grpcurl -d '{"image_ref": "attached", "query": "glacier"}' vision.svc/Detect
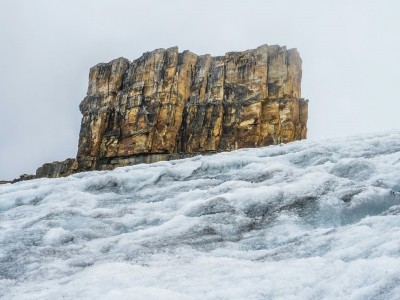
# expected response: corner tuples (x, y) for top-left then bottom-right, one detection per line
(1, 131), (400, 299)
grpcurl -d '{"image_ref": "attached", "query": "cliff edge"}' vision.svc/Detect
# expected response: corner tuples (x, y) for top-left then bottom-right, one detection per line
(27, 44), (308, 180)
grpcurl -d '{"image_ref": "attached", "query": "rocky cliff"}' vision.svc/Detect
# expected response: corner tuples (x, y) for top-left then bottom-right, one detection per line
(33, 44), (308, 179)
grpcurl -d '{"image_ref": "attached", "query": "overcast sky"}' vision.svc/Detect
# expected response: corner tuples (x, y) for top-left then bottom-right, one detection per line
(0, 0), (399, 180)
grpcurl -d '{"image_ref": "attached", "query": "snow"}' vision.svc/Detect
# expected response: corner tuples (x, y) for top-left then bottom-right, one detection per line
(1, 131), (400, 299)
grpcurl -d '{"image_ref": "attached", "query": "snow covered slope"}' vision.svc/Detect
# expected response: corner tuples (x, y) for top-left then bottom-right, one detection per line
(1, 131), (400, 299)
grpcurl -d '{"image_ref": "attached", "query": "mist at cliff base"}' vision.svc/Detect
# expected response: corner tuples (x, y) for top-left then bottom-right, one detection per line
(1, 131), (400, 299)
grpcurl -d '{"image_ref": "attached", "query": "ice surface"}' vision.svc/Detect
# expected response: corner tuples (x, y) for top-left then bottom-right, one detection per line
(1, 131), (400, 299)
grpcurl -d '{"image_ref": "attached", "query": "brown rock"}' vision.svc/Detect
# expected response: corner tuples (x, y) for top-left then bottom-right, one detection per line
(35, 158), (78, 179)
(8, 44), (308, 182)
(76, 44), (308, 172)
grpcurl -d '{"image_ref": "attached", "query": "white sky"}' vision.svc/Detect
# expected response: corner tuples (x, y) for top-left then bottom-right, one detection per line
(0, 0), (399, 180)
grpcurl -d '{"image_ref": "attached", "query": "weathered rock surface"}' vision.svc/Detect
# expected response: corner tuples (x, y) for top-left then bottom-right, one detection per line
(12, 44), (308, 181)
(35, 158), (78, 179)
(76, 44), (308, 173)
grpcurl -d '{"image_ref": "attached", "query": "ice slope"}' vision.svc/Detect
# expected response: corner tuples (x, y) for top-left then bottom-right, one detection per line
(1, 131), (400, 299)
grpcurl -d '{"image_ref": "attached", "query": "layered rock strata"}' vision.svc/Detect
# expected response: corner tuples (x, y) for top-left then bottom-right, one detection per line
(75, 44), (308, 173)
(22, 44), (308, 181)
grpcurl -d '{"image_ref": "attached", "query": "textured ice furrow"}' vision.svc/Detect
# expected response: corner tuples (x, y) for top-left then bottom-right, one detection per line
(1, 131), (400, 299)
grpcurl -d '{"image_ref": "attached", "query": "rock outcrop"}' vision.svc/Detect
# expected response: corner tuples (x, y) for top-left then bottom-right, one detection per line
(75, 44), (308, 173)
(35, 158), (78, 179)
(14, 44), (308, 181)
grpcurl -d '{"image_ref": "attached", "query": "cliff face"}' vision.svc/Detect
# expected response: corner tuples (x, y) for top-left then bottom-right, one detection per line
(76, 44), (307, 172)
(34, 44), (308, 179)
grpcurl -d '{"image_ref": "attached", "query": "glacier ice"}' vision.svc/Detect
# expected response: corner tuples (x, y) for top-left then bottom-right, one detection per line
(1, 131), (400, 299)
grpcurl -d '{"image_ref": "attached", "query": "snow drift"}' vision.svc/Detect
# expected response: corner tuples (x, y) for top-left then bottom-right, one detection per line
(1, 131), (400, 299)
